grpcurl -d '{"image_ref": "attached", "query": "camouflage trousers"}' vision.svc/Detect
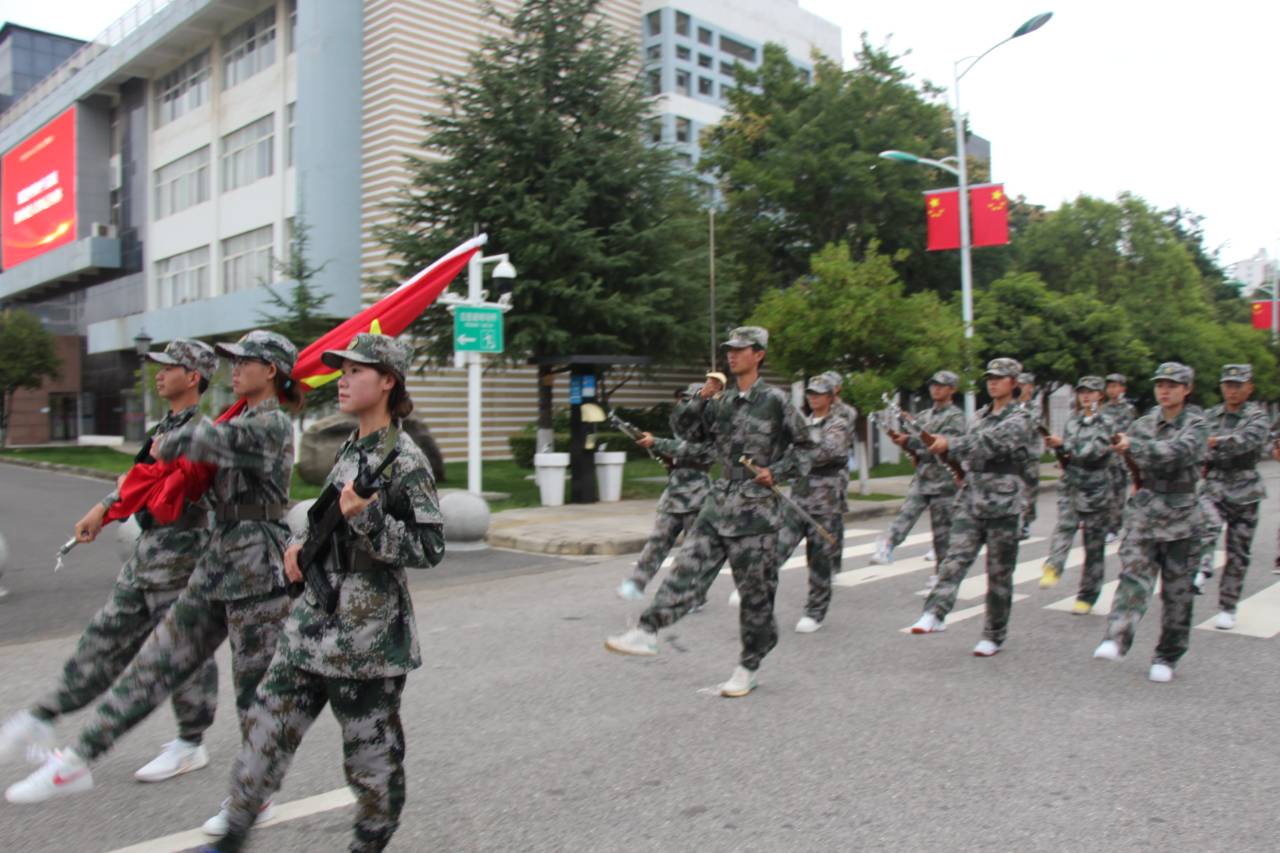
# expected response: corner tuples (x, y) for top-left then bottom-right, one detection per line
(775, 510), (843, 622)
(32, 579), (217, 744)
(631, 511), (698, 589)
(219, 656), (407, 853)
(76, 589), (290, 761)
(1104, 535), (1196, 666)
(640, 517), (781, 670)
(923, 510), (1020, 644)
(1045, 496), (1110, 605)
(886, 487), (956, 560)
(1199, 497), (1260, 613)
(1107, 464), (1129, 535)
(1021, 465), (1039, 527)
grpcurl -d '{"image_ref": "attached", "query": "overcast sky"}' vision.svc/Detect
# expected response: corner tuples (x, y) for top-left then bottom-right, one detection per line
(4, 0), (1275, 265)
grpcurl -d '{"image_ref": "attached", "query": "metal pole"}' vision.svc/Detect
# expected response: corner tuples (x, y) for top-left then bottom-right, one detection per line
(140, 354), (151, 434)
(1271, 265), (1278, 347)
(467, 253), (483, 495)
(709, 208), (716, 368)
(954, 65), (975, 421)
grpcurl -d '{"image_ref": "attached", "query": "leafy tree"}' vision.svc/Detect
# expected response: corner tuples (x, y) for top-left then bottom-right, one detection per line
(377, 0), (710, 431)
(0, 309), (62, 447)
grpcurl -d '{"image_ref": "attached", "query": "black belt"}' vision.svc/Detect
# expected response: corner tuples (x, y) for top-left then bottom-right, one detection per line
(809, 464), (846, 477)
(721, 466), (755, 482)
(1146, 482), (1196, 494)
(347, 548), (394, 573)
(1069, 457), (1111, 471)
(968, 460), (1022, 475)
(674, 462), (711, 472)
(1206, 458), (1257, 473)
(136, 504), (208, 533)
(215, 503), (288, 522)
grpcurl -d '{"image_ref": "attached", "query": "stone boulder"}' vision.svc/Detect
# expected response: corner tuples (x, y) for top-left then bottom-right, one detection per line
(297, 415), (446, 486)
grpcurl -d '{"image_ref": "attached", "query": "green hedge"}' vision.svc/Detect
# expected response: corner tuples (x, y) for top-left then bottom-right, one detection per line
(508, 431), (654, 469)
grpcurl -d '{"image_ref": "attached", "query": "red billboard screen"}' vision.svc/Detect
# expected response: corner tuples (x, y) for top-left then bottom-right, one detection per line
(2, 107), (77, 269)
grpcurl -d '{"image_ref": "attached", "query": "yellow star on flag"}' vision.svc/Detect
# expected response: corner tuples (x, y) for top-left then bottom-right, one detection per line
(301, 318), (383, 388)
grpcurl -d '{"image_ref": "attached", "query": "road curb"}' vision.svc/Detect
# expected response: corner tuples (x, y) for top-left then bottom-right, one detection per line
(0, 457), (118, 482)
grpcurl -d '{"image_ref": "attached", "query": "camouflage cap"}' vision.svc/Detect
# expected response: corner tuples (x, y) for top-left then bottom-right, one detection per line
(1105, 373), (1127, 384)
(146, 339), (217, 380)
(321, 333), (412, 380)
(215, 330), (298, 376)
(1075, 375), (1105, 392)
(805, 375), (836, 395)
(928, 370), (960, 387)
(1219, 363), (1253, 383)
(820, 370), (844, 390)
(984, 357), (1023, 378)
(722, 326), (768, 349)
(1017, 372), (1036, 385)
(683, 382), (704, 398)
(1151, 361), (1194, 385)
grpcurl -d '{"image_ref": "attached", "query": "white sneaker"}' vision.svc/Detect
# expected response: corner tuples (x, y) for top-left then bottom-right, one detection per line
(923, 549), (936, 563)
(870, 538), (894, 565)
(133, 738), (209, 782)
(908, 612), (945, 634)
(795, 616), (822, 634)
(719, 665), (758, 697)
(926, 574), (939, 592)
(616, 579), (644, 601)
(1192, 571), (1207, 594)
(4, 748), (93, 804)
(1148, 663), (1174, 683)
(604, 626), (658, 656)
(728, 588), (740, 607)
(1093, 640), (1123, 661)
(1214, 610), (1236, 631)
(973, 639), (1001, 657)
(201, 796), (276, 837)
(0, 710), (55, 764)
(1105, 532), (1118, 544)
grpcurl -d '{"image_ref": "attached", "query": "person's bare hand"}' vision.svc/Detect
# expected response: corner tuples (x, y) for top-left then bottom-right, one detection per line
(75, 504), (107, 543)
(339, 481), (377, 519)
(927, 435), (949, 455)
(1112, 433), (1131, 453)
(1045, 435), (1064, 449)
(284, 543), (303, 583)
(638, 432), (656, 449)
(1207, 436), (1219, 449)
(752, 466), (774, 488)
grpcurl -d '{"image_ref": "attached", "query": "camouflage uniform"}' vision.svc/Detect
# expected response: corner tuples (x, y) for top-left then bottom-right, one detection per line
(639, 328), (813, 672)
(30, 341), (220, 744)
(1101, 375), (1138, 535)
(630, 388), (714, 593)
(922, 358), (1032, 645)
(1198, 365), (1270, 613)
(1103, 363), (1209, 669)
(74, 332), (297, 762)
(218, 337), (444, 853)
(1017, 373), (1041, 535)
(773, 375), (851, 622)
(886, 371), (966, 559)
(1044, 377), (1113, 604)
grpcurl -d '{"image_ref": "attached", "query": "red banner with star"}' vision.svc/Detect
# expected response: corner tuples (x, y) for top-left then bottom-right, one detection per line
(1253, 301), (1275, 330)
(970, 184), (1010, 247)
(925, 189), (961, 251)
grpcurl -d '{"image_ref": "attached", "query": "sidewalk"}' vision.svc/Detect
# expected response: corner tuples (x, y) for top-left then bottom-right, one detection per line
(488, 463), (1062, 555)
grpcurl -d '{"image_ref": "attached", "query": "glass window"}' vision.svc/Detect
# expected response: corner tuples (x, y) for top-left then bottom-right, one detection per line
(154, 50), (211, 127)
(698, 26), (712, 45)
(698, 53), (712, 69)
(720, 36), (756, 63)
(286, 102), (296, 167)
(645, 11), (661, 36)
(222, 7), (277, 90)
(721, 61), (736, 76)
(675, 69), (690, 96)
(698, 77), (713, 96)
(675, 117), (691, 143)
(647, 69), (661, 96)
(221, 225), (274, 294)
(220, 114), (274, 192)
(675, 12), (690, 36)
(646, 44), (661, 61)
(156, 246), (211, 307)
(676, 45), (690, 61)
(649, 119), (663, 144)
(287, 0), (297, 54)
(154, 146), (211, 220)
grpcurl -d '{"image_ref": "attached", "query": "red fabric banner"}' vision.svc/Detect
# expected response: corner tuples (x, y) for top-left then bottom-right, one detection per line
(1253, 301), (1275, 330)
(925, 189), (960, 251)
(970, 184), (1010, 247)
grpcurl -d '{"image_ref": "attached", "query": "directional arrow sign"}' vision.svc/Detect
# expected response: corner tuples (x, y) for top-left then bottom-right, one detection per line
(454, 306), (504, 354)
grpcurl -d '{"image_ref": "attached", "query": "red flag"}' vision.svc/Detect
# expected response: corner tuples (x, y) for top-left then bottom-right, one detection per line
(925, 190), (960, 251)
(1253, 301), (1275, 330)
(970, 184), (1010, 247)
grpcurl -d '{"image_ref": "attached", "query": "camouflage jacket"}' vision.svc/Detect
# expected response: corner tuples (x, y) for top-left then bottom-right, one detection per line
(947, 402), (1033, 519)
(282, 426), (444, 679)
(159, 398), (294, 600)
(650, 400), (714, 515)
(832, 400), (858, 430)
(102, 405), (212, 590)
(791, 411), (853, 516)
(903, 403), (966, 496)
(1101, 398), (1138, 432)
(1059, 410), (1114, 514)
(1202, 401), (1270, 505)
(1123, 406), (1209, 542)
(679, 377), (814, 536)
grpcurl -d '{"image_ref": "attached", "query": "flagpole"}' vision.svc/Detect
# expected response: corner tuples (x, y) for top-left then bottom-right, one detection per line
(709, 208), (717, 369)
(952, 66), (976, 421)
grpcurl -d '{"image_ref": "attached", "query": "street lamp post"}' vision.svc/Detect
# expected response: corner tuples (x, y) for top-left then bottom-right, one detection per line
(880, 12), (1052, 419)
(133, 328), (153, 438)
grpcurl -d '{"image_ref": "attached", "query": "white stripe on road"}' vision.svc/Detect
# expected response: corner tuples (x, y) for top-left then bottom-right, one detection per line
(1195, 579), (1280, 638)
(898, 594), (1031, 632)
(105, 787), (356, 853)
(1046, 550), (1225, 617)
(833, 553), (936, 588)
(659, 527), (882, 571)
(717, 531), (935, 576)
(909, 538), (1048, 598)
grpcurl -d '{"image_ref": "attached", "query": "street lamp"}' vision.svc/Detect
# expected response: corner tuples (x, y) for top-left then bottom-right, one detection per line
(133, 328), (153, 436)
(880, 12), (1053, 419)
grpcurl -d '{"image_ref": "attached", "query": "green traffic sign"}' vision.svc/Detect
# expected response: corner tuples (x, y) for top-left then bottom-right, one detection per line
(454, 306), (504, 353)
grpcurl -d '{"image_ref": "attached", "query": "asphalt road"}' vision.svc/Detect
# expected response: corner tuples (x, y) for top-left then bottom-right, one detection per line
(1, 462), (1278, 852)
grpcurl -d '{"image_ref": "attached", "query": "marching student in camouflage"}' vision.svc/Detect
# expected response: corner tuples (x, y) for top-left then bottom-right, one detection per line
(1016, 372), (1042, 539)
(1093, 362), (1208, 683)
(208, 333), (444, 853)
(875, 370), (966, 575)
(0, 341), (219, 782)
(1102, 373), (1138, 537)
(823, 369), (858, 430)
(1194, 364), (1271, 630)
(5, 331), (298, 807)
(617, 383), (714, 602)
(606, 327), (814, 697)
(1040, 376), (1113, 611)
(775, 375), (851, 632)
(909, 358), (1032, 657)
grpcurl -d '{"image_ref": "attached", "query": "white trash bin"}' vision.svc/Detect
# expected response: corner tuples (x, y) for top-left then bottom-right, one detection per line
(533, 452), (571, 507)
(593, 451), (627, 502)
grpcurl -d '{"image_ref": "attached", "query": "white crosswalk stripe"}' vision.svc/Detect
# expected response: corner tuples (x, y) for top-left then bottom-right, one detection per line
(718, 531), (934, 576)
(1195, 578), (1280, 638)
(898, 594), (1032, 632)
(909, 537), (1048, 597)
(659, 527), (884, 572)
(1045, 549), (1225, 617)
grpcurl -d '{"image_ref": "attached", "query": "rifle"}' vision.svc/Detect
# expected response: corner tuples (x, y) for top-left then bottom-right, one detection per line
(608, 411), (674, 471)
(879, 392), (964, 484)
(53, 537), (77, 572)
(290, 447), (401, 614)
(1111, 434), (1143, 492)
(737, 456), (838, 546)
(873, 398), (920, 468)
